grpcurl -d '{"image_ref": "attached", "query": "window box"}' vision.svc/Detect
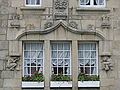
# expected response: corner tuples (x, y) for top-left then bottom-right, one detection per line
(22, 81), (44, 88)
(78, 81), (100, 87)
(50, 81), (72, 87)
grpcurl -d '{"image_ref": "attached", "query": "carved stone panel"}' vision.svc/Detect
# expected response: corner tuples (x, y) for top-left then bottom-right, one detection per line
(6, 56), (20, 71)
(53, 0), (68, 20)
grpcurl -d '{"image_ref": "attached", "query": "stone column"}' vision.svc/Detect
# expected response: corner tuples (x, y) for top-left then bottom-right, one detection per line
(72, 40), (78, 90)
(44, 40), (50, 90)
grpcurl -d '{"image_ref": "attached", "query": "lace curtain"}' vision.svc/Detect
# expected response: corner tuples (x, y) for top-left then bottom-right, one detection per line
(24, 43), (43, 76)
(80, 0), (90, 5)
(26, 0), (40, 5)
(95, 0), (104, 5)
(51, 43), (70, 75)
(78, 43), (97, 74)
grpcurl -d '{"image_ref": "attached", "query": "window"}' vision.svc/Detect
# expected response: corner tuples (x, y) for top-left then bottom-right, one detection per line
(51, 42), (71, 75)
(25, 0), (41, 6)
(78, 42), (98, 75)
(23, 42), (44, 76)
(80, 0), (105, 7)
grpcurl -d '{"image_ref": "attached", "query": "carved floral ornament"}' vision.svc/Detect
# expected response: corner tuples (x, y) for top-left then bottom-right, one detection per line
(69, 21), (78, 29)
(6, 55), (20, 71)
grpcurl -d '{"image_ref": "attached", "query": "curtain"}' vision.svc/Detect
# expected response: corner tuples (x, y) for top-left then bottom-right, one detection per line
(80, 0), (90, 5)
(95, 0), (104, 5)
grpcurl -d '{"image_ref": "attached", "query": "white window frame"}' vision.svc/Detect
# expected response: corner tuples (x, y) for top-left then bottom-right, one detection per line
(51, 42), (71, 76)
(23, 42), (44, 76)
(80, 0), (105, 8)
(25, 0), (42, 7)
(78, 42), (98, 76)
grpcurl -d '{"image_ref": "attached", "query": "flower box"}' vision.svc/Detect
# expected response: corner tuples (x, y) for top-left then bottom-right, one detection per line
(78, 81), (100, 87)
(22, 82), (44, 88)
(50, 81), (72, 87)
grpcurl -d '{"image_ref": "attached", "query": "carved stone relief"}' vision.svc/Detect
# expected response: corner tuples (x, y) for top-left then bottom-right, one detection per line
(44, 22), (53, 29)
(101, 56), (113, 71)
(101, 15), (111, 29)
(6, 56), (20, 71)
(69, 21), (78, 29)
(87, 24), (95, 30)
(53, 0), (68, 20)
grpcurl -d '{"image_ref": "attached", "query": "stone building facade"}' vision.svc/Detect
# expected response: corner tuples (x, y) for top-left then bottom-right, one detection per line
(0, 0), (120, 90)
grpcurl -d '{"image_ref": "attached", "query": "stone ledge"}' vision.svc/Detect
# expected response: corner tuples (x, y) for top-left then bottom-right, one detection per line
(20, 7), (45, 10)
(76, 8), (111, 12)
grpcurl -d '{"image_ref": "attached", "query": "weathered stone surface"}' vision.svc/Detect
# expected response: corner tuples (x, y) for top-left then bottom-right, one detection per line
(1, 71), (14, 79)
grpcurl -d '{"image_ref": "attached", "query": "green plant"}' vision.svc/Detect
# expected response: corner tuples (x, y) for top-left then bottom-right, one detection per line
(22, 70), (44, 82)
(78, 72), (99, 81)
(51, 73), (71, 81)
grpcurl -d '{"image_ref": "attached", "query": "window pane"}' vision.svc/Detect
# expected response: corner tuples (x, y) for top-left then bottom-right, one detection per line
(31, 0), (35, 5)
(64, 43), (70, 50)
(24, 59), (30, 66)
(94, 0), (104, 5)
(37, 59), (43, 66)
(51, 43), (57, 50)
(64, 51), (70, 58)
(85, 59), (90, 66)
(36, 0), (40, 5)
(52, 51), (57, 58)
(85, 67), (90, 74)
(78, 51), (83, 58)
(80, 0), (90, 5)
(24, 51), (30, 58)
(26, 0), (30, 4)
(58, 51), (64, 58)
(58, 59), (63, 66)
(52, 59), (57, 66)
(64, 59), (70, 66)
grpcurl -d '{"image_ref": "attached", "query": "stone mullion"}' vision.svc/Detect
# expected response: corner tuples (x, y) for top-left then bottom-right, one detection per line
(72, 40), (78, 90)
(44, 40), (50, 90)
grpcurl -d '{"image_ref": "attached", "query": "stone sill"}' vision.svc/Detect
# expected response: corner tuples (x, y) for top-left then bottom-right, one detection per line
(78, 81), (100, 87)
(20, 7), (45, 10)
(76, 8), (111, 12)
(22, 82), (44, 88)
(50, 81), (72, 87)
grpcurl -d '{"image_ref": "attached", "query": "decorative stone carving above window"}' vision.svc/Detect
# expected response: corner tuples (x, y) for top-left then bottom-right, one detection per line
(101, 53), (113, 71)
(10, 20), (20, 28)
(53, 0), (68, 20)
(101, 15), (111, 29)
(69, 21), (78, 29)
(44, 22), (53, 29)
(6, 55), (20, 71)
(87, 24), (95, 30)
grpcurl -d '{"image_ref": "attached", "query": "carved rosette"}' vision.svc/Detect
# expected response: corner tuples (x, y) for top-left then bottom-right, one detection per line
(6, 56), (20, 71)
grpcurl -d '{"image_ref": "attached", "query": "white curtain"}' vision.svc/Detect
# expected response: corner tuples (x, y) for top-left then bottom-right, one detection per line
(95, 0), (104, 5)
(81, 0), (90, 5)
(79, 43), (96, 74)
(24, 43), (43, 76)
(51, 43), (70, 74)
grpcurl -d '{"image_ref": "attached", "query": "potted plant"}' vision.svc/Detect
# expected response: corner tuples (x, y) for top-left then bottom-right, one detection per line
(78, 72), (100, 87)
(22, 70), (44, 88)
(51, 73), (72, 87)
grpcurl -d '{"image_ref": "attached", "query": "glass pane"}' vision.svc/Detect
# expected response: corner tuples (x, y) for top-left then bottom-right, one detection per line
(52, 67), (57, 74)
(78, 51), (83, 58)
(37, 67), (43, 73)
(58, 43), (63, 50)
(31, 67), (36, 74)
(26, 0), (30, 4)
(31, 0), (35, 5)
(85, 67), (90, 74)
(37, 43), (43, 50)
(91, 67), (96, 74)
(79, 59), (84, 66)
(58, 59), (63, 66)
(24, 43), (30, 50)
(31, 43), (36, 50)
(91, 43), (96, 50)
(31, 51), (36, 59)
(91, 59), (96, 66)
(37, 59), (43, 66)
(24, 51), (30, 58)
(91, 51), (96, 58)
(52, 59), (57, 66)
(84, 51), (91, 58)
(24, 67), (30, 75)
(58, 67), (63, 74)
(84, 43), (91, 50)
(58, 51), (64, 58)
(37, 51), (43, 58)
(65, 67), (70, 74)
(24, 59), (30, 66)
(78, 44), (83, 50)
(36, 0), (40, 5)
(64, 51), (70, 58)
(52, 51), (57, 58)
(51, 43), (57, 50)
(64, 43), (70, 50)
(64, 59), (70, 66)
(85, 59), (90, 66)
(31, 59), (36, 66)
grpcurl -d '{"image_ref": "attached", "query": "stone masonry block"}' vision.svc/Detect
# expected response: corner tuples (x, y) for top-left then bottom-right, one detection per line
(1, 71), (14, 79)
